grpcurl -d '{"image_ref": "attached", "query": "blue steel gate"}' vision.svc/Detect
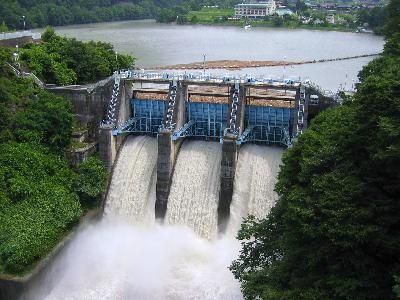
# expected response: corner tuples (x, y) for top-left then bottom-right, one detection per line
(186, 102), (229, 140)
(112, 99), (166, 135)
(244, 106), (293, 144)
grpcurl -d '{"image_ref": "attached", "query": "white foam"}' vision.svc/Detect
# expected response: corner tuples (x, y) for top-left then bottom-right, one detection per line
(104, 135), (158, 225)
(165, 141), (222, 240)
(227, 144), (283, 236)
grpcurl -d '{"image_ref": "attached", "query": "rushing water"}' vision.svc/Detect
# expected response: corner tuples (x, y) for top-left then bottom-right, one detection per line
(166, 140), (222, 240)
(27, 218), (243, 300)
(34, 19), (384, 90)
(227, 145), (283, 235)
(26, 138), (244, 300)
(104, 135), (158, 224)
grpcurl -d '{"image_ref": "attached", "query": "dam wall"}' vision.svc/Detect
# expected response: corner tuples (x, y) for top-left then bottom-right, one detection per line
(46, 79), (114, 141)
(97, 74), (303, 231)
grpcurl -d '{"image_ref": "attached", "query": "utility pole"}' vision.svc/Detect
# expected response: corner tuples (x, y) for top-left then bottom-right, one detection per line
(115, 51), (118, 72)
(203, 53), (206, 75)
(14, 44), (20, 71)
(283, 55), (287, 81)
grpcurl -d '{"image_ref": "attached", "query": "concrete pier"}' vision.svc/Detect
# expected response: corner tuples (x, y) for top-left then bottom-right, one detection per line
(218, 85), (247, 232)
(218, 133), (238, 232)
(97, 79), (133, 171)
(155, 82), (187, 219)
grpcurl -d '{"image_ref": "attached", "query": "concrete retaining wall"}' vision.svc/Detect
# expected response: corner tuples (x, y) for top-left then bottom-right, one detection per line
(47, 81), (114, 142)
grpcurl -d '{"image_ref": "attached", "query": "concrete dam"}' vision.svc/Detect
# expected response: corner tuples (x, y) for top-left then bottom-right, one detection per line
(99, 71), (307, 233)
(19, 71), (309, 299)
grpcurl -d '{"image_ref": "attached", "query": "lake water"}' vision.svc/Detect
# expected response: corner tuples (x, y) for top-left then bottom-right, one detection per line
(35, 19), (384, 91)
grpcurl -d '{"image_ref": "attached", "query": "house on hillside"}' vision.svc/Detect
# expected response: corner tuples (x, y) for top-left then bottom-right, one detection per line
(234, 0), (277, 19)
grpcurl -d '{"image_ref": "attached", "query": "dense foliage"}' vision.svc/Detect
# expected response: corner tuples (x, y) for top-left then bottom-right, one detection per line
(0, 143), (82, 274)
(20, 28), (134, 85)
(74, 157), (109, 207)
(357, 6), (388, 34)
(0, 0), (231, 28)
(0, 51), (107, 274)
(230, 0), (400, 298)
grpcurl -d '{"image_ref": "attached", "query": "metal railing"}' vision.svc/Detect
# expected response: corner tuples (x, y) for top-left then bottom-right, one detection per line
(102, 73), (121, 127)
(123, 70), (302, 86)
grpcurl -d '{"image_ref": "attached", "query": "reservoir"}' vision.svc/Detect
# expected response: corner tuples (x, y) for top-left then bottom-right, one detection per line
(36, 19), (384, 91)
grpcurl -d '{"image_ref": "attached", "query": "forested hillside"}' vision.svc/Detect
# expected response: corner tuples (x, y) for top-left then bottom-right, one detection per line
(0, 0), (238, 29)
(0, 46), (107, 275)
(230, 0), (400, 298)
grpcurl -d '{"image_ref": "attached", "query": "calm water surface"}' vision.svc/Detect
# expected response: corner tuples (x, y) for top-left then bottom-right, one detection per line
(35, 20), (384, 90)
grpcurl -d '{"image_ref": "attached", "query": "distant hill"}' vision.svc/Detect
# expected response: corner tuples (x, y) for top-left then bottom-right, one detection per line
(0, 0), (239, 29)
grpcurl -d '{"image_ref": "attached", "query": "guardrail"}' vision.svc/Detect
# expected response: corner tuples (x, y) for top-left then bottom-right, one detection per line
(120, 69), (301, 86)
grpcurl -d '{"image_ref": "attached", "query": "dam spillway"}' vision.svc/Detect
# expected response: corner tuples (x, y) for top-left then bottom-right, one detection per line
(227, 144), (283, 235)
(104, 135), (157, 224)
(98, 72), (306, 230)
(165, 140), (222, 240)
(24, 136), (282, 300)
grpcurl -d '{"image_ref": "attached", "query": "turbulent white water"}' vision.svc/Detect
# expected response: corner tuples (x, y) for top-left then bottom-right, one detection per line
(27, 217), (243, 300)
(26, 138), (283, 300)
(165, 141), (222, 240)
(26, 137), (243, 300)
(104, 135), (158, 224)
(227, 144), (283, 236)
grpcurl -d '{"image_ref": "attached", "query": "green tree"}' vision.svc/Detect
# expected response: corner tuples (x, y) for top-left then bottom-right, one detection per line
(20, 28), (134, 84)
(13, 90), (74, 153)
(386, 0), (400, 36)
(231, 0), (400, 297)
(0, 21), (9, 32)
(0, 142), (82, 273)
(74, 157), (107, 207)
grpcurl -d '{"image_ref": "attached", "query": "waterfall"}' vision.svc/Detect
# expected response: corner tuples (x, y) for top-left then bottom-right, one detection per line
(26, 138), (284, 300)
(104, 135), (158, 224)
(226, 144), (283, 236)
(165, 140), (222, 240)
(34, 219), (242, 300)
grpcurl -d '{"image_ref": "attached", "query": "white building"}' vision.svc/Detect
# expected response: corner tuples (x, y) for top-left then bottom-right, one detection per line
(326, 14), (335, 24)
(234, 1), (276, 19)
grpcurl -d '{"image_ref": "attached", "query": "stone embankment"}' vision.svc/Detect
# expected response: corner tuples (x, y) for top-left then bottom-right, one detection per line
(158, 53), (380, 70)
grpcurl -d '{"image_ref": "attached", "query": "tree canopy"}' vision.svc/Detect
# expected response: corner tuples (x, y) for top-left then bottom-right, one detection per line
(0, 48), (107, 275)
(19, 28), (134, 85)
(230, 0), (400, 298)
